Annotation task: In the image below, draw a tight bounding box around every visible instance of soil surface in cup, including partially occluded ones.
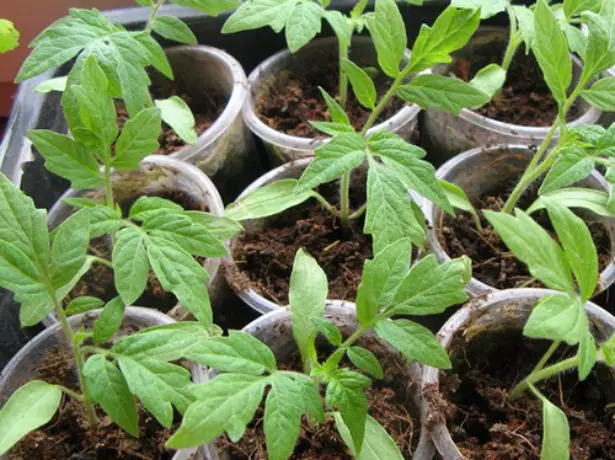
[116,92,225,155]
[453,46,581,126]
[9,346,179,459]
[65,189,206,313]
[435,326,615,459]
[438,181,612,290]
[217,338,420,458]
[229,178,372,304]
[255,54,404,138]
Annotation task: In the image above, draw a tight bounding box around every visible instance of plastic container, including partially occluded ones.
[422,27,601,165]
[421,144,615,297]
[157,45,260,202]
[202,301,435,459]
[243,36,422,164]
[420,288,615,459]
[0,306,207,460]
[46,155,225,323]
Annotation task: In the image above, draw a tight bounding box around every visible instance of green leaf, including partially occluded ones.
[580,7,615,79]
[367,130,426,159]
[186,211,243,241]
[113,107,162,170]
[0,19,19,54]
[563,23,587,60]
[355,238,412,326]
[152,16,197,45]
[292,374,324,423]
[578,331,597,380]
[155,96,198,145]
[129,196,183,221]
[324,11,351,48]
[347,347,384,379]
[27,130,102,190]
[222,0,295,34]
[309,121,355,136]
[528,188,615,218]
[169,0,240,15]
[319,87,351,125]
[167,374,268,448]
[408,6,481,73]
[513,6,535,49]
[539,149,595,195]
[0,381,61,456]
[439,179,479,219]
[264,373,305,460]
[366,0,406,77]
[185,330,276,375]
[335,413,404,460]
[524,294,588,344]
[532,0,572,105]
[565,0,600,18]
[392,255,470,315]
[83,354,139,436]
[365,159,426,252]
[397,74,490,115]
[35,76,68,93]
[50,208,90,287]
[312,317,343,346]
[341,58,377,109]
[484,210,574,293]
[65,296,104,315]
[374,318,451,368]
[450,0,508,19]
[570,124,606,144]
[545,202,598,301]
[296,133,365,193]
[117,356,194,427]
[285,1,323,52]
[538,392,570,460]
[581,77,615,111]
[112,227,149,305]
[93,296,125,344]
[289,249,327,363]
[86,204,121,238]
[225,179,314,221]
[468,64,506,98]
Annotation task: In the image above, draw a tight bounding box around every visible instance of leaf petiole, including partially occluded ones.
[509,355,578,400]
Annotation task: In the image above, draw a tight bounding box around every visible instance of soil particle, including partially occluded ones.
[439,328,615,459]
[453,46,581,126]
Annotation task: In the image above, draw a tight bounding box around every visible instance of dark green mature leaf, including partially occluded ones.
[285,1,323,52]
[289,249,327,363]
[186,211,243,241]
[185,330,276,375]
[408,6,481,72]
[93,296,125,344]
[152,16,198,45]
[264,373,305,460]
[578,331,597,380]
[0,380,61,456]
[225,179,314,221]
[341,59,377,109]
[169,0,240,15]
[113,107,161,169]
[319,87,350,125]
[222,0,295,34]
[155,96,197,145]
[83,354,138,436]
[375,318,451,368]
[28,130,102,190]
[484,210,574,293]
[50,208,90,287]
[581,77,615,111]
[347,347,384,379]
[366,0,407,77]
[65,296,104,315]
[532,0,572,105]
[524,294,588,344]
[450,0,508,19]
[528,188,615,217]
[392,255,470,315]
[113,227,149,305]
[539,149,595,195]
[546,202,598,301]
[335,413,405,460]
[538,391,570,460]
[118,355,194,427]
[296,133,365,193]
[365,159,426,252]
[397,74,491,115]
[355,238,412,326]
[326,369,370,455]
[167,374,269,448]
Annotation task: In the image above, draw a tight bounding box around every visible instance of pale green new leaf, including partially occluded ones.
[335,413,404,460]
[0,19,19,54]
[168,0,240,15]
[581,6,615,79]
[524,294,588,344]
[113,107,162,170]
[285,1,323,52]
[83,354,139,436]
[129,196,183,221]
[451,0,508,19]
[324,11,351,47]
[112,227,149,305]
[93,296,125,344]
[538,392,570,460]
[539,149,595,195]
[319,87,350,125]
[469,64,506,98]
[155,96,198,145]
[439,179,479,220]
[312,317,343,346]
[581,77,615,111]
[222,0,295,34]
[0,381,61,456]
[152,16,197,45]
[35,76,68,93]
[348,347,384,379]
[366,0,406,77]
[65,296,104,315]
[309,121,355,136]
[513,6,535,49]
[341,58,377,109]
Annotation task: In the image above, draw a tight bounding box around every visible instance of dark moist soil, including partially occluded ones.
[116,92,224,155]
[438,181,612,291]
[217,341,420,459]
[65,190,206,313]
[256,58,404,138]
[453,46,581,126]
[229,179,371,305]
[9,347,178,460]
[436,327,615,459]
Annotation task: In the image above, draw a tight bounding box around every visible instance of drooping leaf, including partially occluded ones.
[155,96,198,145]
[468,64,506,98]
[537,391,570,460]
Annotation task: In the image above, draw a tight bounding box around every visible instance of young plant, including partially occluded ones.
[167,241,471,458]
[482,201,615,459]
[226,1,505,253]
[0,172,234,455]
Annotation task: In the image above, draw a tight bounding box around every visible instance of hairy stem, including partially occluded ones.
[360,73,403,136]
[59,385,84,402]
[509,355,578,400]
[501,7,521,72]
[311,191,340,217]
[532,341,561,374]
[90,256,113,268]
[103,164,114,210]
[339,172,351,229]
[349,203,366,219]
[144,0,166,33]
[338,41,349,109]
